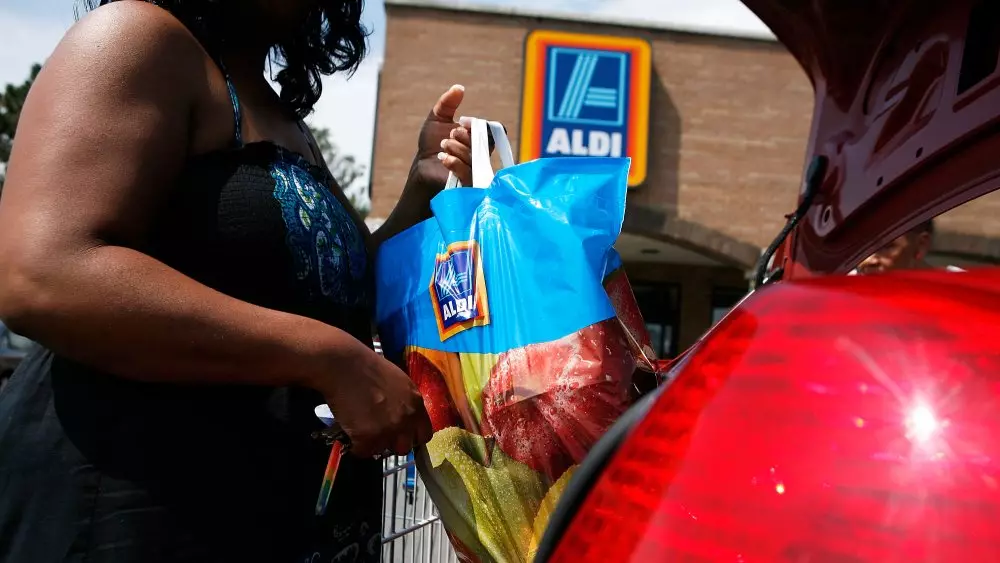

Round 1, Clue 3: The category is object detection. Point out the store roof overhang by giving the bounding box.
[383,0,779,43]
[623,202,763,270]
[616,233,728,267]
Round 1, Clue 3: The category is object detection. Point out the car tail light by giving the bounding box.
[548,268,1000,562]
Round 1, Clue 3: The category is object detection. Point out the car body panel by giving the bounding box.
[746,0,1000,277]
[546,267,1000,561]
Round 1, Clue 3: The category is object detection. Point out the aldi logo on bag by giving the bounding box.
[520,30,652,187]
[430,241,490,340]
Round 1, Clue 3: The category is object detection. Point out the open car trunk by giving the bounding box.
[743,0,1000,276]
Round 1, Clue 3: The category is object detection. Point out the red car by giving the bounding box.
[536,1,1000,561]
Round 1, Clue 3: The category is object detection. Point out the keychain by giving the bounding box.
[311,404,396,516]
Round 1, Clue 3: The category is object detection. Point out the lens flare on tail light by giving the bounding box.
[546,268,1000,562]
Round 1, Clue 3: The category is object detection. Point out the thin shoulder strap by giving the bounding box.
[216,61,244,148]
[297,121,326,167]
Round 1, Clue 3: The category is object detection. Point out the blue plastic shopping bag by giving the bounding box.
[375,119,649,562]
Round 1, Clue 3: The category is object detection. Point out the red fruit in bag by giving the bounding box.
[408,350,461,432]
[481,319,635,482]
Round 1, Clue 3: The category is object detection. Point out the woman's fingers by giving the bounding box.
[412,408,434,449]
[449,122,499,155]
[441,138,471,166]
[438,152,472,186]
[439,122,493,186]
[450,125,472,151]
[429,84,465,123]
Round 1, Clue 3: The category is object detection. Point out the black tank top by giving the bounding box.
[0,68,382,563]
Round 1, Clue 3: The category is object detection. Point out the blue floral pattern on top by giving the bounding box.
[269,150,369,308]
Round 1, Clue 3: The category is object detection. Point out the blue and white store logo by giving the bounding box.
[546,47,629,155]
[429,241,490,340]
[521,31,651,187]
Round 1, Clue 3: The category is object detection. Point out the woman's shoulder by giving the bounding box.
[73,1,197,42]
[30,1,219,136]
[53,2,209,85]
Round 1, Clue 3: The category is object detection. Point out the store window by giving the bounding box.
[711,287,749,326]
[630,283,681,358]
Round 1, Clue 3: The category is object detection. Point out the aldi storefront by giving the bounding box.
[369,0,815,353]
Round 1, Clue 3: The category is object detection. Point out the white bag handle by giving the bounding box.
[487,120,515,173]
[444,117,515,189]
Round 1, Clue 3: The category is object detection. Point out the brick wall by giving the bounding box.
[372,4,1000,265]
[371,8,532,218]
[371,6,814,254]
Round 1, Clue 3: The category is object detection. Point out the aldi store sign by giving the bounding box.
[520,30,652,187]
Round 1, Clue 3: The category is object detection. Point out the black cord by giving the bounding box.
[753,155,829,288]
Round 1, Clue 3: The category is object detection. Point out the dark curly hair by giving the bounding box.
[81,0,368,118]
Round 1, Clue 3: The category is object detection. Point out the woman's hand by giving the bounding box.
[311,342,433,458]
[438,116,476,186]
[434,108,504,187]
[408,86,503,191]
[408,85,472,191]
[408,85,504,192]
[370,85,477,247]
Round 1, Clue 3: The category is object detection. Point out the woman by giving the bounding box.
[0,0,479,561]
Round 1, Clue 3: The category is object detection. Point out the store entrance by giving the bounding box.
[631,282,681,359]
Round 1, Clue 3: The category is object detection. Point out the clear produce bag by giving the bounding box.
[375,118,658,562]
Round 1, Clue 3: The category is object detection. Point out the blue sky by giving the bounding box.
[0,0,770,203]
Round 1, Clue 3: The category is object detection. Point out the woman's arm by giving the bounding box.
[0,3,431,456]
[0,5,353,386]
